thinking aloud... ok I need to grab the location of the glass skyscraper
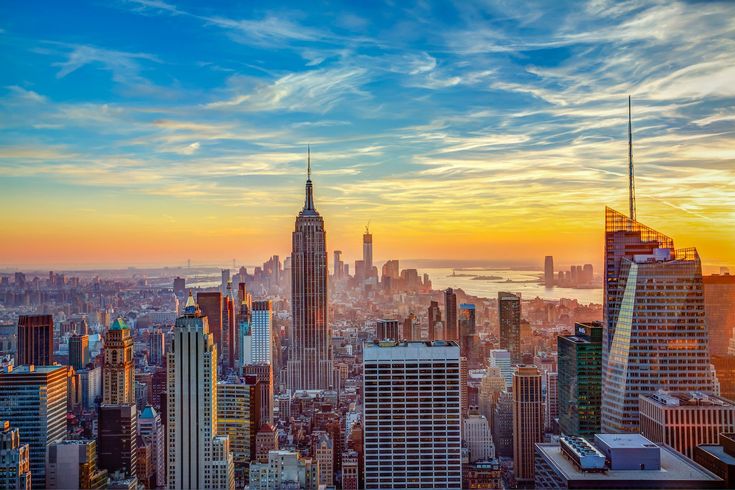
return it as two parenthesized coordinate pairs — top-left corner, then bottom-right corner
(601, 207), (714, 433)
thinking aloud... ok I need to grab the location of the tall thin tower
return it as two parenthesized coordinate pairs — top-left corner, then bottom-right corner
(628, 95), (636, 222)
(287, 147), (333, 391)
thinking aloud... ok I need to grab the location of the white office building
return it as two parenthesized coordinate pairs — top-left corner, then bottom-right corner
(363, 340), (462, 489)
(463, 412), (496, 463)
(489, 349), (513, 388)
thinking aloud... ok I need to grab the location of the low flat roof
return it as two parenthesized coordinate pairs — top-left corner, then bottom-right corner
(595, 433), (659, 449)
(697, 444), (735, 465)
(536, 443), (721, 484)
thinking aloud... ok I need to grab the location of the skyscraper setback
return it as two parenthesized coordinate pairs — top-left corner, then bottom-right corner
(287, 151), (333, 391)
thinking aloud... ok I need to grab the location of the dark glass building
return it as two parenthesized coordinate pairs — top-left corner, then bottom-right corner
(498, 292), (521, 364)
(17, 314), (54, 366)
(558, 322), (602, 436)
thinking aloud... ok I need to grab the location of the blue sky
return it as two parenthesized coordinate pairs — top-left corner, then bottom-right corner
(1, 0), (734, 269)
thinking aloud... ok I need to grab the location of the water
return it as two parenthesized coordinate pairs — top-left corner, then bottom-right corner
(421, 268), (602, 304)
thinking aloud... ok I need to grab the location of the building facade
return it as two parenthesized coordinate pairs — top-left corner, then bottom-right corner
(498, 292), (521, 364)
(513, 365), (544, 483)
(16, 315), (53, 366)
(0, 421), (31, 490)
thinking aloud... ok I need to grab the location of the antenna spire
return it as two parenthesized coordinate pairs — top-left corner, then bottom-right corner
(628, 95), (636, 222)
(304, 145), (315, 211)
(307, 144), (311, 181)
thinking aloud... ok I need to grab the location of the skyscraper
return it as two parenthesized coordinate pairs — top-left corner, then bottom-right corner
(376, 319), (400, 341)
(138, 406), (165, 489)
(363, 224), (373, 276)
(544, 256), (554, 288)
(197, 292), (224, 367)
(601, 207), (714, 433)
(47, 440), (108, 489)
(17, 315), (54, 366)
(167, 293), (234, 489)
(0, 365), (67, 489)
(287, 151), (332, 391)
(427, 300), (442, 341)
(103, 317), (134, 405)
(251, 300), (273, 365)
(703, 273), (735, 356)
(69, 333), (89, 371)
(217, 376), (261, 488)
(558, 322), (603, 437)
(0, 421), (32, 490)
(363, 340), (462, 489)
(512, 365), (544, 483)
(222, 281), (237, 371)
(498, 292), (521, 364)
(444, 288), (458, 342)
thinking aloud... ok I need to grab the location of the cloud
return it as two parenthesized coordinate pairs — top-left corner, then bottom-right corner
(53, 43), (159, 81)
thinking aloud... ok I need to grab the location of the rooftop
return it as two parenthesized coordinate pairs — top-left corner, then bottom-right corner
(110, 317), (129, 330)
(642, 391), (734, 408)
(595, 433), (660, 449)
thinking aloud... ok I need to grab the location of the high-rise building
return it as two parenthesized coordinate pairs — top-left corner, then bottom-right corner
(97, 404), (137, 478)
(138, 406), (165, 489)
(639, 391), (735, 459)
(363, 225), (373, 279)
(250, 301), (273, 365)
(0, 365), (67, 489)
(17, 315), (54, 366)
(545, 371), (558, 432)
(492, 390), (513, 458)
(313, 432), (334, 487)
(602, 208), (714, 433)
(498, 292), (521, 364)
(341, 450), (359, 490)
(478, 367), (506, 423)
(544, 256), (554, 288)
(444, 288), (458, 342)
(376, 319), (400, 341)
(711, 355), (735, 401)
(197, 291), (224, 366)
(287, 155), (333, 391)
(173, 277), (186, 298)
(0, 421), (31, 490)
(217, 376), (261, 488)
(703, 274), (735, 356)
(402, 313), (418, 341)
(47, 439), (108, 489)
(242, 364), (274, 424)
(103, 317), (134, 404)
(167, 293), (234, 489)
(488, 349), (512, 388)
(363, 340), (462, 489)
(69, 334), (89, 371)
(459, 303), (478, 365)
(333, 250), (343, 280)
(148, 328), (165, 367)
(512, 365), (544, 483)
(558, 322), (603, 436)
(427, 301), (442, 341)
(255, 424), (278, 464)
(463, 412), (495, 463)
(222, 282), (237, 371)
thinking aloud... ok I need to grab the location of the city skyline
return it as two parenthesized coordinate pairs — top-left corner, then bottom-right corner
(2, 1), (734, 271)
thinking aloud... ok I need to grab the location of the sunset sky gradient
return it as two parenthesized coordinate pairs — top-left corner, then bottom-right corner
(1, 0), (734, 271)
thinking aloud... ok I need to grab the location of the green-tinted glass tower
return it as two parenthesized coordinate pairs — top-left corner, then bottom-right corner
(558, 322), (602, 436)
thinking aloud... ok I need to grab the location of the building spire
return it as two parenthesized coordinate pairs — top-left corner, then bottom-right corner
(628, 95), (636, 222)
(304, 145), (315, 210)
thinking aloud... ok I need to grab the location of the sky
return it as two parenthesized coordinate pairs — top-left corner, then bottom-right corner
(1, 0), (734, 271)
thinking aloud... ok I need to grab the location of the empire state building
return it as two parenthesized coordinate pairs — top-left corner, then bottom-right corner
(287, 149), (333, 391)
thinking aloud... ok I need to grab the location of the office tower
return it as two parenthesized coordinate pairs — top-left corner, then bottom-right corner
(363, 340), (462, 489)
(488, 349), (512, 388)
(376, 319), (400, 341)
(243, 364), (274, 424)
(639, 391), (735, 459)
(0, 365), (67, 489)
(479, 367), (506, 423)
(333, 251), (342, 280)
(461, 356), (469, 415)
(402, 313), (418, 341)
(463, 412), (495, 462)
(341, 450), (359, 490)
(363, 224), (373, 276)
(197, 292), (224, 366)
(545, 371), (558, 432)
(167, 294), (234, 490)
(238, 299), (251, 368)
(444, 288), (458, 341)
(544, 256), (554, 287)
(255, 424), (278, 463)
(535, 433), (721, 489)
(138, 406), (165, 488)
(512, 365), (544, 483)
(694, 433), (735, 488)
(498, 292), (521, 364)
(492, 390), (513, 457)
(103, 317), (134, 404)
(314, 432), (334, 486)
(173, 276), (186, 297)
(17, 315), (53, 366)
(602, 208), (714, 433)
(221, 269), (231, 293)
(0, 421), (31, 490)
(78, 366), (102, 410)
(583, 263), (594, 283)
(69, 333), (89, 370)
(217, 376), (261, 488)
(222, 282), (237, 370)
(703, 274), (735, 356)
(354, 260), (365, 282)
(712, 355), (735, 401)
(97, 404), (137, 478)
(148, 328), (165, 366)
(427, 301), (442, 341)
(248, 450), (319, 490)
(558, 322), (602, 436)
(47, 440), (108, 489)
(250, 301), (273, 365)
(287, 153), (332, 391)
(459, 303), (478, 365)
